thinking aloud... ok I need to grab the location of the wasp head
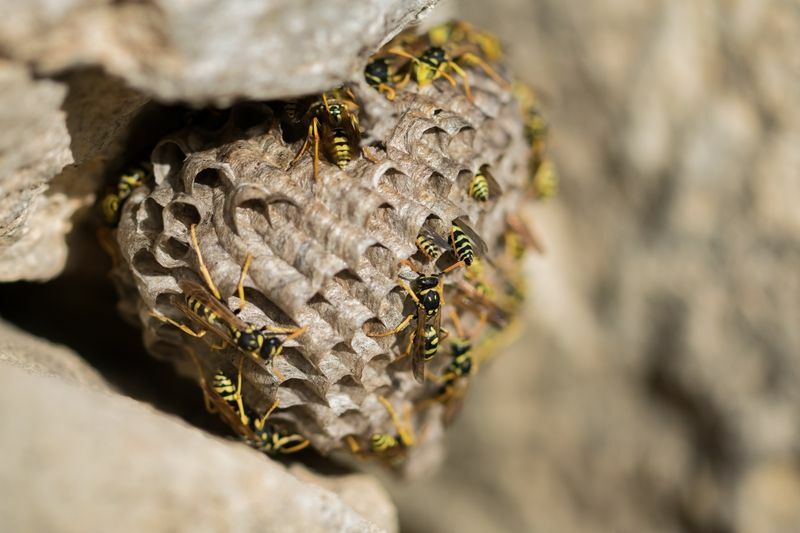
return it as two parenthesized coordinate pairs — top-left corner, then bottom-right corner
(259, 335), (283, 359)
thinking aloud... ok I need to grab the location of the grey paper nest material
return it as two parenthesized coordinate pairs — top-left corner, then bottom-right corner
(113, 72), (531, 465)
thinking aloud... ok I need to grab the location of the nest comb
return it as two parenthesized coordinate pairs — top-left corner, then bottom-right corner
(111, 64), (534, 469)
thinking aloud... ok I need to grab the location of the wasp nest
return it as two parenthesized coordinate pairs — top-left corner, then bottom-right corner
(111, 36), (542, 469)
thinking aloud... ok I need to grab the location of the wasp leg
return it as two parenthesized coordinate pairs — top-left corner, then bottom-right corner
(311, 118), (320, 181)
(448, 309), (466, 338)
(291, 134), (311, 166)
(189, 224), (222, 300)
(458, 52), (510, 90)
(378, 395), (415, 447)
(262, 325), (307, 340)
(377, 83), (396, 100)
(232, 357), (250, 426)
(437, 67), (458, 88)
(442, 260), (466, 274)
(277, 435), (311, 454)
(346, 435), (364, 456)
(236, 254), (254, 309)
(150, 311), (208, 338)
(210, 339), (228, 350)
(256, 399), (280, 428)
(367, 313), (415, 338)
(444, 61), (473, 102)
(186, 349), (218, 414)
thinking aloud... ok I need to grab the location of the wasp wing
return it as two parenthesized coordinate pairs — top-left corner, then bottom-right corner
(410, 306), (427, 383)
(479, 165), (504, 199)
(175, 279), (255, 350)
(452, 216), (489, 257)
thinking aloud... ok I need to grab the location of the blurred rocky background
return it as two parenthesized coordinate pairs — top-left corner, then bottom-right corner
(391, 1), (800, 532)
(1, 0), (800, 532)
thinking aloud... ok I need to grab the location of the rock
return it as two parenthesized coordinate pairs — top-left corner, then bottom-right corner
(0, 62), (73, 281)
(0, 0), (439, 104)
(0, 317), (109, 390)
(0, 362), (390, 533)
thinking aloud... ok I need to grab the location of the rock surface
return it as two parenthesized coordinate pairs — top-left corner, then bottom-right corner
(0, 360), (394, 533)
(0, 0), (437, 104)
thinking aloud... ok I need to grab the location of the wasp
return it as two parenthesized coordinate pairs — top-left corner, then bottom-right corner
(387, 35), (509, 103)
(449, 222), (476, 267)
(367, 261), (462, 382)
(404, 323), (445, 363)
(513, 82), (549, 164)
(152, 224), (305, 379)
(364, 57), (398, 101)
(101, 165), (151, 225)
(531, 158), (558, 200)
(435, 311), (483, 389)
(415, 230), (444, 261)
(468, 164), (502, 202)
(427, 20), (503, 63)
(504, 213), (544, 259)
(463, 257), (493, 300)
(290, 87), (364, 181)
(347, 395), (415, 462)
(195, 355), (310, 455)
(414, 311), (484, 423)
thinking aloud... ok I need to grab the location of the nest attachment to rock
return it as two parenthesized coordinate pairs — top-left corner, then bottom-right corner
(104, 21), (553, 471)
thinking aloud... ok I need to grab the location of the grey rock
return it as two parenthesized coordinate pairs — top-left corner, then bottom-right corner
(0, 0), (439, 104)
(0, 361), (391, 533)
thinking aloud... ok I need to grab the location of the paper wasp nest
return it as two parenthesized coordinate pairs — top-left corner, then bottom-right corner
(113, 66), (533, 468)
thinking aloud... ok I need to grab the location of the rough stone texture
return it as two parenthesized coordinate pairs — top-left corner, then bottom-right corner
(0, 0), (438, 104)
(0, 61), (73, 280)
(0, 317), (109, 391)
(0, 66), (149, 281)
(0, 362), (393, 533)
(113, 67), (528, 464)
(391, 1), (800, 532)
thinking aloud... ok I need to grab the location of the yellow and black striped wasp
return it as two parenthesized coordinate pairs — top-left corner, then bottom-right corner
(152, 224), (305, 380)
(289, 87), (365, 181)
(100, 164), (152, 225)
(192, 353), (310, 455)
(416, 219), (488, 271)
(347, 395), (415, 463)
(467, 164), (503, 203)
(512, 81), (549, 166)
(386, 27), (509, 103)
(367, 260), (463, 383)
(417, 310), (485, 422)
(530, 158), (558, 200)
(448, 219), (490, 269)
(415, 230), (444, 261)
(364, 57), (399, 101)
(449, 222), (475, 267)
(427, 20), (504, 63)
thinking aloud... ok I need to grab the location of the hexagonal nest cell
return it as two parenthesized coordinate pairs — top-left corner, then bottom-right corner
(108, 52), (541, 470)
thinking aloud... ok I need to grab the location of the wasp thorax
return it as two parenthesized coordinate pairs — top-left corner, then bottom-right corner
(113, 20), (547, 471)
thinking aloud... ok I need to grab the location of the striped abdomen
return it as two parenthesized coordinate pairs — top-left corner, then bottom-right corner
(449, 224), (474, 266)
(330, 128), (353, 169)
(186, 294), (236, 338)
(468, 172), (490, 201)
(416, 234), (442, 260)
(212, 371), (240, 410)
